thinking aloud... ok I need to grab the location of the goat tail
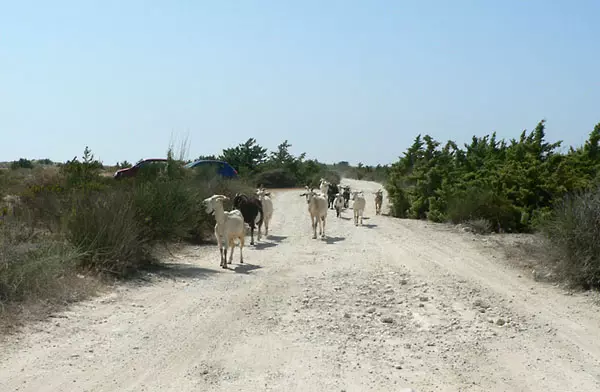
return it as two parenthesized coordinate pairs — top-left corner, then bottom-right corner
(255, 207), (264, 227)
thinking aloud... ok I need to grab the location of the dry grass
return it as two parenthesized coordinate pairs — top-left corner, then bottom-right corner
(0, 273), (105, 336)
(471, 232), (560, 285)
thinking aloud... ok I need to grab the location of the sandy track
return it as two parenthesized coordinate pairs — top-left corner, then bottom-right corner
(1, 179), (600, 391)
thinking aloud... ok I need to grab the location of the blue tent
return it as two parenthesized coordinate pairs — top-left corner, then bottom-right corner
(184, 159), (238, 178)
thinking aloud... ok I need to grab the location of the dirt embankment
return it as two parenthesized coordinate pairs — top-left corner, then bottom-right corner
(1, 179), (600, 392)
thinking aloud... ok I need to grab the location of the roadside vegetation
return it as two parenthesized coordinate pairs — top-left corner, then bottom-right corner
(385, 119), (600, 288)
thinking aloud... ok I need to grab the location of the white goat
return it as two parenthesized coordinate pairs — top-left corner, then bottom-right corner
(300, 188), (328, 239)
(203, 194), (246, 268)
(319, 179), (330, 197)
(333, 193), (345, 218)
(374, 189), (383, 215)
(256, 187), (274, 237)
(351, 191), (366, 226)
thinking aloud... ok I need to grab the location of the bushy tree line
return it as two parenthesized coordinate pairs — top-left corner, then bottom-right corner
(212, 138), (341, 188)
(330, 161), (390, 183)
(385, 120), (600, 288)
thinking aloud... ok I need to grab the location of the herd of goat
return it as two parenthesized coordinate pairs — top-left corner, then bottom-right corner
(202, 179), (384, 268)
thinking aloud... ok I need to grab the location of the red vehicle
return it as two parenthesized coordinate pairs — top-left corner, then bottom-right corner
(113, 158), (169, 179)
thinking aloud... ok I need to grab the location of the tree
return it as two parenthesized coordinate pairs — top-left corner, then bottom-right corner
(219, 138), (268, 175)
(10, 158), (34, 169)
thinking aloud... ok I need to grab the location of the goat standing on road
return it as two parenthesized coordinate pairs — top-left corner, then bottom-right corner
(333, 193), (345, 218)
(233, 193), (264, 245)
(374, 189), (383, 215)
(342, 186), (351, 208)
(319, 179), (330, 198)
(203, 194), (246, 268)
(300, 188), (328, 239)
(351, 191), (366, 226)
(256, 187), (274, 237)
(327, 183), (339, 209)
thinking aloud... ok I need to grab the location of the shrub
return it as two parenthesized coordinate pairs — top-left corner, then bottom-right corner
(446, 187), (521, 232)
(385, 183), (410, 218)
(540, 187), (600, 289)
(64, 188), (148, 275)
(464, 218), (493, 235)
(133, 179), (201, 244)
(255, 168), (298, 188)
(10, 158), (34, 170)
(0, 217), (84, 306)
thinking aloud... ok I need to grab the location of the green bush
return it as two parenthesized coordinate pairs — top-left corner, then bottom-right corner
(254, 168), (298, 188)
(446, 187), (521, 232)
(540, 187), (600, 289)
(65, 189), (149, 275)
(385, 181), (410, 218)
(133, 179), (201, 243)
(10, 158), (34, 170)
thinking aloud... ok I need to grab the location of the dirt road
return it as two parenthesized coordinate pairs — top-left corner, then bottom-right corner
(2, 179), (600, 391)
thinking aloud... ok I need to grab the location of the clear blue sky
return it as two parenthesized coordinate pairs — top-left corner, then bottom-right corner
(1, 1), (598, 166)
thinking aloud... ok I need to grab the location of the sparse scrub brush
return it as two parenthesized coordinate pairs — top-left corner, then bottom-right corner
(464, 218), (493, 235)
(541, 187), (600, 289)
(64, 189), (148, 275)
(0, 216), (83, 307)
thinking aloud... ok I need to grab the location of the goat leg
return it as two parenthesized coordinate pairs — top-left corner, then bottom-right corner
(228, 240), (234, 264)
(239, 235), (244, 264)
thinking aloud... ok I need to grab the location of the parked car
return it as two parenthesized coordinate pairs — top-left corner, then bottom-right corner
(184, 159), (238, 178)
(113, 158), (169, 179)
(113, 158), (238, 179)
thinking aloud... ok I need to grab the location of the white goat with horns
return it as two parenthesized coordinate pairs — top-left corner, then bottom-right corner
(203, 194), (247, 268)
(300, 187), (328, 239)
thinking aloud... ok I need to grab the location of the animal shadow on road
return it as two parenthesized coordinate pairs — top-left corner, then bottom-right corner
(324, 236), (345, 244)
(253, 241), (278, 250)
(266, 235), (287, 242)
(136, 263), (220, 284)
(339, 216), (352, 221)
(362, 223), (378, 229)
(232, 263), (262, 274)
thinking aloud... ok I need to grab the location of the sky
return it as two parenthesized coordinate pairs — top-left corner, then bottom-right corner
(1, 0), (599, 166)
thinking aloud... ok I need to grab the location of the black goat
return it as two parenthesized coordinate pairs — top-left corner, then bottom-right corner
(327, 183), (339, 209)
(233, 193), (264, 245)
(342, 186), (351, 208)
